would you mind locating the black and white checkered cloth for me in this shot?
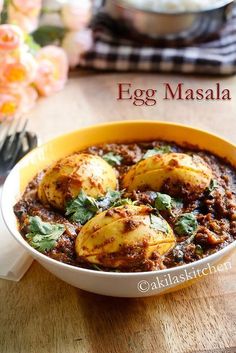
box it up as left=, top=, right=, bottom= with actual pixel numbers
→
left=80, top=6, right=236, bottom=75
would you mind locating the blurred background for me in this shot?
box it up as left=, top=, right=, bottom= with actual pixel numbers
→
left=0, top=0, right=235, bottom=124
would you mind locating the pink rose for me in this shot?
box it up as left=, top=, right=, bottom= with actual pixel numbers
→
left=0, top=52, right=37, bottom=88
left=0, top=90, right=20, bottom=121
left=8, top=4, right=39, bottom=33
left=21, top=86, right=38, bottom=112
left=61, top=0, right=92, bottom=31
left=0, top=24, right=24, bottom=52
left=62, top=29, right=93, bottom=68
left=34, top=46, right=68, bottom=97
left=11, top=0, right=42, bottom=16
left=0, top=85, right=37, bottom=121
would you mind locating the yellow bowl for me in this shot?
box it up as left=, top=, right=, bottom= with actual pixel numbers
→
left=2, top=121, right=236, bottom=297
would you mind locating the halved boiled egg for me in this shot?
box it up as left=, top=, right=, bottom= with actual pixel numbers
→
left=75, top=204, right=176, bottom=269
left=123, top=153, right=212, bottom=199
left=38, top=153, right=117, bottom=210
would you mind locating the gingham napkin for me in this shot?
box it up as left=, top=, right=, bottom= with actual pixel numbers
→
left=81, top=6, right=236, bottom=75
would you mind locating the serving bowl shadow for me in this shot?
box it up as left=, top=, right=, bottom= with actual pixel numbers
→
left=2, top=121, right=236, bottom=297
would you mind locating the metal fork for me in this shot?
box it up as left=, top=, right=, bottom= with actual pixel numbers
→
left=0, top=117, right=35, bottom=184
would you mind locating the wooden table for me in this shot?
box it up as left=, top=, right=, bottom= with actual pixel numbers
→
left=0, top=72, right=236, bottom=353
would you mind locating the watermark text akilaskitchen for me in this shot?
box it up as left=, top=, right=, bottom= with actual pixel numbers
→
left=137, top=261, right=232, bottom=293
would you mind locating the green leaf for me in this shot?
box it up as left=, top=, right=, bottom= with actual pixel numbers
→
left=143, top=145, right=172, bottom=160
left=155, top=193, right=172, bottom=211
left=149, top=214, right=168, bottom=233
left=195, top=244, right=203, bottom=256
left=102, top=152, right=123, bottom=166
left=26, top=216, right=65, bottom=253
left=97, top=190, right=135, bottom=209
left=174, top=213, right=198, bottom=236
left=97, top=190, right=122, bottom=210
left=113, top=198, right=135, bottom=207
left=66, top=190, right=99, bottom=225
left=66, top=190, right=136, bottom=225
left=171, top=198, right=183, bottom=209
left=24, top=34, right=40, bottom=55
left=208, top=179, right=218, bottom=193
left=29, top=215, right=54, bottom=234
left=32, top=25, right=66, bottom=46
left=92, top=264, right=103, bottom=271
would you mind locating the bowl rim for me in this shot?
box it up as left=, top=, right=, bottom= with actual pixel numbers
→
left=2, top=120, right=236, bottom=278
left=110, top=0, right=234, bottom=16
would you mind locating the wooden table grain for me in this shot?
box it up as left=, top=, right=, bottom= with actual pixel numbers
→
left=0, top=72, right=236, bottom=353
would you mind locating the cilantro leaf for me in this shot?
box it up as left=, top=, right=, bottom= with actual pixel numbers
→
left=208, top=179, right=218, bottom=194
left=154, top=193, right=183, bottom=216
left=92, top=264, right=103, bottom=271
left=143, top=145, right=172, bottom=160
left=26, top=216, right=65, bottom=253
left=195, top=244, right=204, bottom=256
left=174, top=213, right=198, bottom=236
left=155, top=193, right=172, bottom=211
left=113, top=198, right=135, bottom=207
left=149, top=214, right=168, bottom=233
left=97, top=190, right=122, bottom=210
left=66, top=190, right=99, bottom=224
left=29, top=216, right=54, bottom=234
left=171, top=198, right=183, bottom=209
left=102, top=152, right=123, bottom=166
left=66, top=190, right=136, bottom=225
left=97, top=190, right=135, bottom=208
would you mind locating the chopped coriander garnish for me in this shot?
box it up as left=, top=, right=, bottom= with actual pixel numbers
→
left=92, top=264, right=103, bottom=271
left=149, top=214, right=168, bottom=233
left=113, top=198, right=135, bottom=207
left=97, top=190, right=134, bottom=209
left=174, top=213, right=198, bottom=237
left=155, top=192, right=172, bottom=212
left=142, top=145, right=172, bottom=160
left=66, top=190, right=99, bottom=225
left=171, top=198, right=183, bottom=209
left=195, top=244, right=204, bottom=256
left=66, top=190, right=135, bottom=225
left=26, top=216, right=65, bottom=253
left=97, top=190, right=122, bottom=210
left=154, top=193, right=183, bottom=217
left=102, top=152, right=123, bottom=166
left=208, top=179, right=218, bottom=194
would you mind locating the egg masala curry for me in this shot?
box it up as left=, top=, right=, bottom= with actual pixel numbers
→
left=14, top=141, right=236, bottom=272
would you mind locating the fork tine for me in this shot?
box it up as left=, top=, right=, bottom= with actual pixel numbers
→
left=8, top=118, right=28, bottom=168
left=0, top=118, right=15, bottom=153
left=3, top=116, right=23, bottom=159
